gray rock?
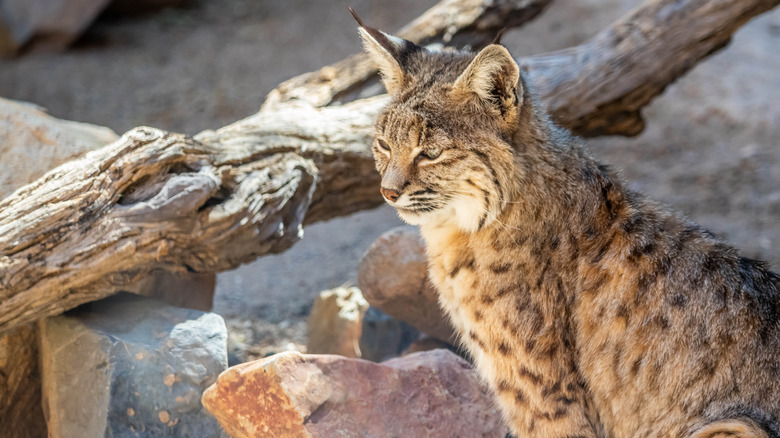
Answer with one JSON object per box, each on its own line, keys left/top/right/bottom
{"left": 0, "top": 324, "right": 47, "bottom": 438}
{"left": 0, "top": 0, "right": 112, "bottom": 56}
{"left": 307, "top": 287, "right": 368, "bottom": 357}
{"left": 358, "top": 306, "right": 421, "bottom": 362}
{"left": 39, "top": 293, "right": 227, "bottom": 438}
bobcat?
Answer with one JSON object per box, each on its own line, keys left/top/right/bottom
{"left": 353, "top": 11, "right": 780, "bottom": 438}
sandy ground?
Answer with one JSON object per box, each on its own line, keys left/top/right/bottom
{"left": 1, "top": 0, "right": 778, "bottom": 362}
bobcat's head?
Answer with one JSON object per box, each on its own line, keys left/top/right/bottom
{"left": 356, "top": 17, "right": 528, "bottom": 233}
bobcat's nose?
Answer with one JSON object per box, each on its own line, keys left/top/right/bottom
{"left": 380, "top": 187, "right": 401, "bottom": 202}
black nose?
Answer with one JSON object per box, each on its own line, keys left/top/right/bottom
{"left": 380, "top": 187, "right": 401, "bottom": 202}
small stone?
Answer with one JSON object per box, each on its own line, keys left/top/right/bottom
{"left": 127, "top": 408, "right": 135, "bottom": 417}
{"left": 201, "top": 349, "right": 507, "bottom": 437}
{"left": 306, "top": 287, "right": 368, "bottom": 357}
{"left": 358, "top": 226, "right": 455, "bottom": 343}
{"left": 164, "top": 374, "right": 176, "bottom": 386}
{"left": 158, "top": 411, "right": 170, "bottom": 423}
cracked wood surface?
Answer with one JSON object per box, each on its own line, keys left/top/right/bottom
{"left": 0, "top": 0, "right": 777, "bottom": 335}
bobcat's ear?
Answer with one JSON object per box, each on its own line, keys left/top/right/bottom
{"left": 452, "top": 44, "right": 521, "bottom": 114}
{"left": 352, "top": 9, "right": 415, "bottom": 97}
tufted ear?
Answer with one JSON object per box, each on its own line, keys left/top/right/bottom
{"left": 351, "top": 8, "right": 418, "bottom": 97}
{"left": 452, "top": 44, "right": 521, "bottom": 114}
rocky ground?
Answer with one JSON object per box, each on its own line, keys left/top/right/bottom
{"left": 1, "top": 0, "right": 778, "bottom": 363}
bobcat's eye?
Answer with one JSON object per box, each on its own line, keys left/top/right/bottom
{"left": 418, "top": 149, "right": 441, "bottom": 162}
{"left": 377, "top": 139, "right": 391, "bottom": 151}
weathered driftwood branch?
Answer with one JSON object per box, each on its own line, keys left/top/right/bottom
{"left": 521, "top": 0, "right": 780, "bottom": 137}
{"left": 0, "top": 0, "right": 776, "bottom": 335}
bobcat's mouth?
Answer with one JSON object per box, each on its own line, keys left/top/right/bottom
{"left": 393, "top": 201, "right": 446, "bottom": 225}
{"left": 396, "top": 204, "right": 440, "bottom": 214}
{"left": 385, "top": 187, "right": 449, "bottom": 224}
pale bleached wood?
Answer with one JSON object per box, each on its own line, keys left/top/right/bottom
{"left": 0, "top": 0, "right": 777, "bottom": 335}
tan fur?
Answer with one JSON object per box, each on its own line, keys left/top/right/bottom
{"left": 357, "top": 19, "right": 780, "bottom": 438}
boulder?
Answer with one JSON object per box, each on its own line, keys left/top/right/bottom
{"left": 306, "top": 287, "right": 368, "bottom": 357}
{"left": 358, "top": 226, "right": 455, "bottom": 343}
{"left": 39, "top": 293, "right": 228, "bottom": 438}
{"left": 0, "top": 324, "right": 47, "bottom": 438}
{"left": 201, "top": 349, "right": 507, "bottom": 438}
{"left": 358, "top": 306, "right": 421, "bottom": 362}
{"left": 0, "top": 98, "right": 118, "bottom": 200}
{"left": 0, "top": 0, "right": 112, "bottom": 56}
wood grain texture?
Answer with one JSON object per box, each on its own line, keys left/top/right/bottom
{"left": 0, "top": 0, "right": 776, "bottom": 335}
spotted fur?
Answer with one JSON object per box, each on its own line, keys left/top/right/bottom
{"left": 357, "top": 17, "right": 780, "bottom": 438}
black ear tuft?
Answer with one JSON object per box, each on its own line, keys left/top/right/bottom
{"left": 348, "top": 6, "right": 365, "bottom": 27}
{"left": 492, "top": 28, "right": 507, "bottom": 46}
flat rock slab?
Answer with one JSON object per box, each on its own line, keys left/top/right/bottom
{"left": 358, "top": 226, "right": 455, "bottom": 343}
{"left": 39, "top": 293, "right": 227, "bottom": 438}
{"left": 202, "top": 349, "right": 507, "bottom": 438}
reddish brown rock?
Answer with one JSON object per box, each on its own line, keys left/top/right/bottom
{"left": 358, "top": 226, "right": 455, "bottom": 343}
{"left": 202, "top": 349, "right": 506, "bottom": 438}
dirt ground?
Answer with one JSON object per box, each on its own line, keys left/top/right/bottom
{"left": 1, "top": 0, "right": 778, "bottom": 362}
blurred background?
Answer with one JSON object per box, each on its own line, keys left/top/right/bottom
{"left": 1, "top": 0, "right": 778, "bottom": 363}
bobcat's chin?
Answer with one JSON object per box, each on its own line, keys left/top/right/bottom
{"left": 394, "top": 206, "right": 438, "bottom": 226}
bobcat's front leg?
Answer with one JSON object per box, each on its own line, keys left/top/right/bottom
{"left": 490, "top": 370, "right": 599, "bottom": 438}
{"left": 455, "top": 311, "right": 599, "bottom": 438}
